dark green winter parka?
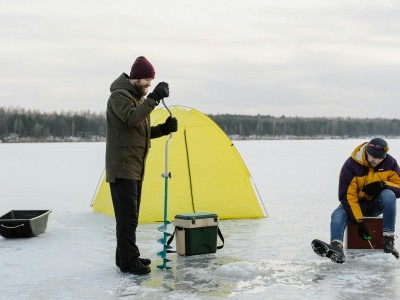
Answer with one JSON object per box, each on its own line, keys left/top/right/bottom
{"left": 106, "top": 73, "right": 164, "bottom": 183}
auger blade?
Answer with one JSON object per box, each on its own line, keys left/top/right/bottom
{"left": 157, "top": 264, "right": 172, "bottom": 270}
{"left": 157, "top": 224, "right": 172, "bottom": 234}
{"left": 157, "top": 238, "right": 173, "bottom": 247}
{"left": 156, "top": 251, "right": 165, "bottom": 258}
{"left": 157, "top": 250, "right": 173, "bottom": 259}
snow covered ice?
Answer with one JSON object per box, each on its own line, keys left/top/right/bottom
{"left": 1, "top": 139, "right": 400, "bottom": 299}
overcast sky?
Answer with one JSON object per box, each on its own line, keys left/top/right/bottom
{"left": 1, "top": 0, "right": 399, "bottom": 118}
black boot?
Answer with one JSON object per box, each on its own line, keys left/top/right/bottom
{"left": 311, "top": 239, "right": 345, "bottom": 263}
{"left": 383, "top": 235, "right": 399, "bottom": 259}
{"left": 330, "top": 241, "right": 346, "bottom": 263}
{"left": 139, "top": 258, "right": 151, "bottom": 266}
{"left": 120, "top": 260, "right": 151, "bottom": 275}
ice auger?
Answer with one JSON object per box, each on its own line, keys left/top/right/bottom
{"left": 157, "top": 99, "right": 174, "bottom": 270}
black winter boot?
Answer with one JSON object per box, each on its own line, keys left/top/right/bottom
{"left": 120, "top": 263, "right": 151, "bottom": 275}
{"left": 120, "top": 259, "right": 151, "bottom": 275}
{"left": 139, "top": 258, "right": 151, "bottom": 266}
{"left": 311, "top": 239, "right": 345, "bottom": 263}
{"left": 383, "top": 235, "right": 399, "bottom": 259}
{"left": 330, "top": 241, "right": 346, "bottom": 263}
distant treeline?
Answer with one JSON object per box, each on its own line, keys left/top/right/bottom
{"left": 1, "top": 107, "right": 400, "bottom": 142}
{"left": 209, "top": 114, "right": 400, "bottom": 139}
{"left": 0, "top": 107, "right": 105, "bottom": 142}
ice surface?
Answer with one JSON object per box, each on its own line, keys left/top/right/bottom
{"left": 1, "top": 140, "right": 400, "bottom": 299}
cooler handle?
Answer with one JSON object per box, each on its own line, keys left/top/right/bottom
{"left": 217, "top": 227, "right": 224, "bottom": 249}
{"left": 1, "top": 224, "right": 25, "bottom": 229}
{"left": 166, "top": 226, "right": 225, "bottom": 251}
{"left": 166, "top": 227, "right": 179, "bottom": 253}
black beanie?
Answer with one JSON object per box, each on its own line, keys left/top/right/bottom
{"left": 366, "top": 138, "right": 389, "bottom": 159}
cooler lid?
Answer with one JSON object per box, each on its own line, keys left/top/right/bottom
{"left": 174, "top": 212, "right": 218, "bottom": 220}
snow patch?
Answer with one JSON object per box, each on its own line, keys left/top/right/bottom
{"left": 215, "top": 261, "right": 259, "bottom": 280}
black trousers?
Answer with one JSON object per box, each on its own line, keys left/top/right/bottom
{"left": 109, "top": 178, "right": 142, "bottom": 269}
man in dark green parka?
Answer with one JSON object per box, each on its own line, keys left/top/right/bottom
{"left": 106, "top": 56, "right": 178, "bottom": 275}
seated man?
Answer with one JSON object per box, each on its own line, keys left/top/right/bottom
{"left": 313, "top": 138, "right": 400, "bottom": 263}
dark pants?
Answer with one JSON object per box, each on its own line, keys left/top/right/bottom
{"left": 109, "top": 178, "right": 142, "bottom": 269}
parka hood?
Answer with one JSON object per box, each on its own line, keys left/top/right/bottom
{"left": 110, "top": 73, "right": 139, "bottom": 96}
{"left": 351, "top": 142, "right": 370, "bottom": 167}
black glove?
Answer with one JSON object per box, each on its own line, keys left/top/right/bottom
{"left": 358, "top": 222, "right": 371, "bottom": 241}
{"left": 160, "top": 116, "right": 178, "bottom": 135}
{"left": 362, "top": 181, "right": 386, "bottom": 196}
{"left": 147, "top": 82, "right": 169, "bottom": 105}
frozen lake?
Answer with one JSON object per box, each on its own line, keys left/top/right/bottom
{"left": 1, "top": 139, "right": 400, "bottom": 299}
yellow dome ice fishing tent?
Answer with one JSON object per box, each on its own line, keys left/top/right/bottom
{"left": 91, "top": 105, "right": 266, "bottom": 223}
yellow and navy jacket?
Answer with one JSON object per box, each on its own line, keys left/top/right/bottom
{"left": 338, "top": 142, "right": 400, "bottom": 222}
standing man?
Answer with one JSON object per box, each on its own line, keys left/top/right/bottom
{"left": 313, "top": 138, "right": 400, "bottom": 263}
{"left": 106, "top": 56, "right": 178, "bottom": 275}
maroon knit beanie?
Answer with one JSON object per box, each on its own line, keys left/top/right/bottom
{"left": 129, "top": 56, "right": 155, "bottom": 79}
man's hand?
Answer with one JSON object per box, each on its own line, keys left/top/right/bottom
{"left": 362, "top": 181, "right": 386, "bottom": 196}
{"left": 148, "top": 82, "right": 169, "bottom": 105}
{"left": 358, "top": 222, "right": 371, "bottom": 241}
{"left": 160, "top": 116, "right": 178, "bottom": 135}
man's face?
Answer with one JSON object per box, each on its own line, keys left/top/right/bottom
{"left": 134, "top": 78, "right": 153, "bottom": 97}
{"left": 367, "top": 154, "right": 384, "bottom": 168}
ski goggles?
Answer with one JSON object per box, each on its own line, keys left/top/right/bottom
{"left": 368, "top": 143, "right": 389, "bottom": 153}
